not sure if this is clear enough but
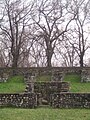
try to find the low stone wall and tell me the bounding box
[0,93,37,108]
[50,93,90,108]
[26,82,69,92]
[0,67,84,79]
[0,67,90,83]
[0,92,90,108]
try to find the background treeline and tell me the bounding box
[0,0,90,67]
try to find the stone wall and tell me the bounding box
[0,67,89,82]
[0,93,37,108]
[81,70,90,82]
[25,82,69,104]
[26,82,70,93]
[0,92,90,108]
[0,67,84,78]
[50,93,90,108]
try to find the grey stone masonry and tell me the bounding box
[51,71,65,81]
[24,72,36,84]
[26,82,70,93]
[81,70,90,82]
[0,67,83,79]
[0,72,9,82]
[25,82,70,105]
[50,93,90,108]
[0,92,90,108]
[0,93,37,108]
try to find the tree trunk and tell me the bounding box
[12,57,18,68]
[79,55,84,67]
[47,54,52,67]
[12,52,19,68]
[46,47,53,67]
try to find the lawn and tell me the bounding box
[0,107,90,120]
[64,74,90,92]
[0,76,26,93]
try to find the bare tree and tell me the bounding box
[67,0,90,67]
[56,38,78,67]
[0,0,34,67]
[30,0,76,67]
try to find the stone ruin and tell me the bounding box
[23,72,36,84]
[51,71,65,82]
[0,68,90,108]
[0,71,9,83]
[26,81,69,105]
[81,70,90,82]
[24,71,68,105]
[24,70,65,90]
[24,72,36,93]
[0,69,70,108]
[24,71,65,92]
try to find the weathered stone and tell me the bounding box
[81,70,90,82]
[50,93,90,108]
[25,81,69,105]
[51,71,65,81]
[0,67,83,81]
[0,93,37,108]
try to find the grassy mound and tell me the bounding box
[0,76,26,93]
[64,74,90,92]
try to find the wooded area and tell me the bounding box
[0,0,90,67]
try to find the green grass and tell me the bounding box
[0,108,90,120]
[36,75,51,82]
[64,74,90,92]
[0,76,26,93]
